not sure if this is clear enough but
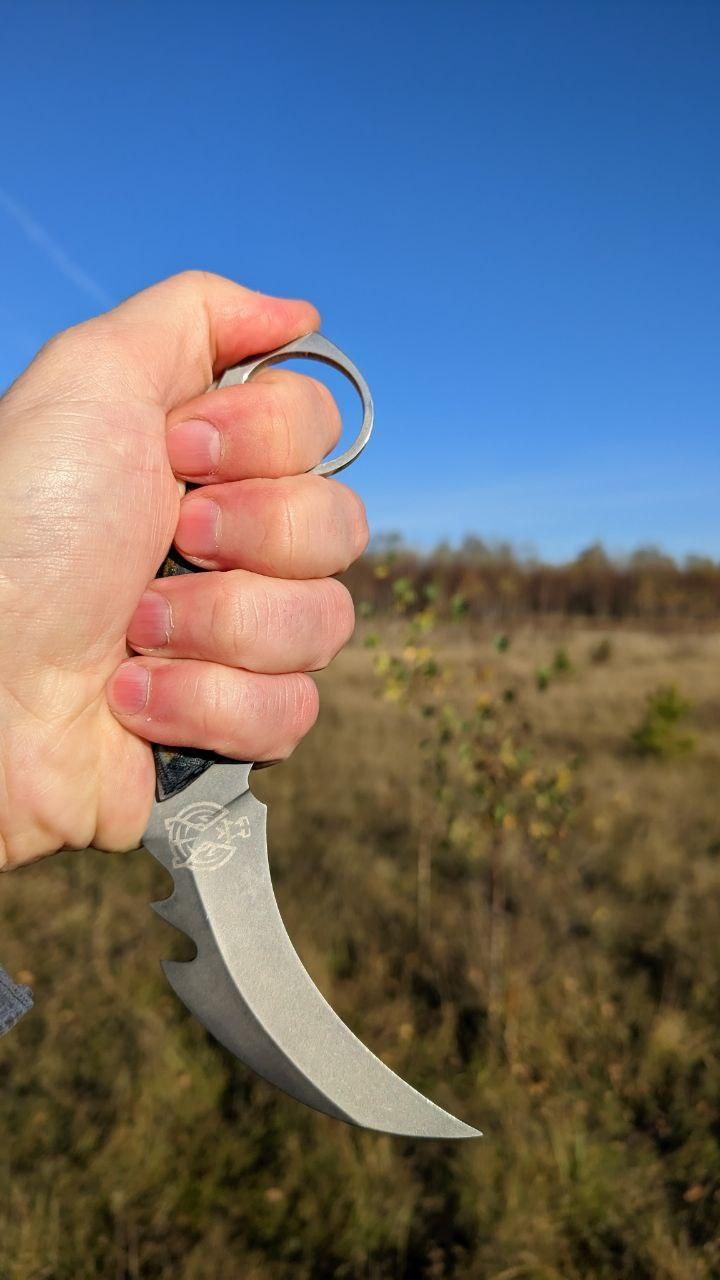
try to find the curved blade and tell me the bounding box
[142,762,480,1139]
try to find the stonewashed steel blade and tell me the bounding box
[143,761,480,1139]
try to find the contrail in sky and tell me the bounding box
[0,186,114,309]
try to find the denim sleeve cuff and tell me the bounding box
[0,963,34,1035]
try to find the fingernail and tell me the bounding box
[166,419,222,476]
[127,591,172,649]
[107,663,150,715]
[175,498,220,558]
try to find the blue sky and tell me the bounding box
[1,1,718,562]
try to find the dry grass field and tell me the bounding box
[2,617,720,1279]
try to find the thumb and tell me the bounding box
[10,270,320,411]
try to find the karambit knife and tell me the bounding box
[142,332,480,1139]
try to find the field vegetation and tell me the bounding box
[345,538,720,622]
[2,547,720,1278]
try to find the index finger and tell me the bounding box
[165,368,342,482]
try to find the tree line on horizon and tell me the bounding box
[341,534,720,621]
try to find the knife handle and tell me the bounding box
[151,333,374,802]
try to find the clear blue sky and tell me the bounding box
[1,1,718,562]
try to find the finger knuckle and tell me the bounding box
[40,319,104,365]
[270,389,296,476]
[200,667,237,745]
[279,673,319,751]
[39,325,78,362]
[254,672,318,760]
[169,269,223,298]
[333,580,357,646]
[211,577,255,659]
[250,379,297,475]
[276,485,304,577]
[307,376,342,448]
[332,484,369,568]
[243,580,293,656]
[350,490,370,559]
[311,580,356,666]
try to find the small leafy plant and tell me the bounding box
[631,685,695,758]
[364,569,582,989]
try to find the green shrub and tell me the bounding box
[631,685,695,758]
[553,646,573,674]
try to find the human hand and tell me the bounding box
[0,272,367,869]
